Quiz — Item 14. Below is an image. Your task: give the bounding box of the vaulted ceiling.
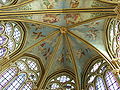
[0,0,119,89]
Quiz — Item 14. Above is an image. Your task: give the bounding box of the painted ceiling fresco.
[0,0,117,89]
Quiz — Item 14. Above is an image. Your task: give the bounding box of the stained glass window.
[89,85,95,90]
[91,62,101,72]
[20,81,33,90]
[0,55,42,89]
[95,77,106,90]
[84,58,120,90]
[0,67,18,89]
[45,73,76,90]
[105,71,120,90]
[4,73,27,90]
[0,21,24,60]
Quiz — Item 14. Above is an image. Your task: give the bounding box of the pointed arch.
[0,53,44,89]
[82,57,120,90]
[0,21,26,60]
[43,69,76,90]
[106,18,120,58]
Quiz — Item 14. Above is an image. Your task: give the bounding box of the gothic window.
[105,71,120,90]
[84,58,120,90]
[0,21,25,60]
[45,72,76,90]
[89,85,95,90]
[95,77,106,90]
[107,19,120,58]
[0,0,18,6]
[0,55,42,90]
[0,67,18,88]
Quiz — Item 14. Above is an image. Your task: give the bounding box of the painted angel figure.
[43,0,58,9]
[75,49,85,59]
[33,32,45,39]
[84,22,99,29]
[64,14,81,24]
[86,30,97,40]
[43,14,60,23]
[70,0,79,8]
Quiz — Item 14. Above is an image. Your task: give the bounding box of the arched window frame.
[0,53,44,89]
[87,84,95,90]
[83,57,120,90]
[106,18,120,58]
[0,21,26,60]
[43,70,76,90]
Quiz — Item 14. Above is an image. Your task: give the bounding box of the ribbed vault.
[0,0,119,90]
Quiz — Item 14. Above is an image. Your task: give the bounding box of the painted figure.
[33,32,45,39]
[43,0,58,9]
[84,22,100,40]
[86,30,98,40]
[75,48,90,59]
[43,14,60,23]
[75,49,85,59]
[70,0,79,8]
[38,43,52,60]
[31,24,43,30]
[64,14,81,24]
[84,22,99,29]
[57,54,64,62]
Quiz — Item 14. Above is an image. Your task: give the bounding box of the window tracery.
[0,55,42,90]
[95,77,106,90]
[45,72,76,90]
[0,0,18,6]
[107,19,120,58]
[105,71,120,90]
[84,58,120,90]
[0,21,25,60]
[89,85,95,90]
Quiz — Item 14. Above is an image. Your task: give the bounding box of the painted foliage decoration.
[0,55,42,90]
[45,72,76,90]
[84,58,120,90]
[107,19,120,58]
[0,21,25,59]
